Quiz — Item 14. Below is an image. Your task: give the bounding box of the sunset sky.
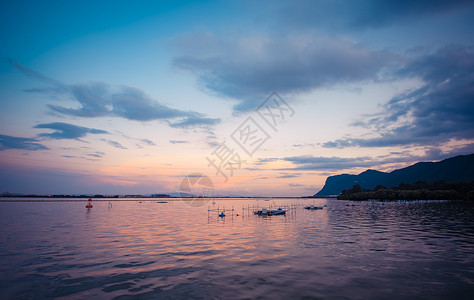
[1,0,474,196]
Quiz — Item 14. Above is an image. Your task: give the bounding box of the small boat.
[345,204,359,206]
[253,207,286,216]
[304,204,323,210]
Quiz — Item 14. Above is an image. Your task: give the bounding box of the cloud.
[207,141,219,148]
[172,2,474,114]
[102,139,127,149]
[169,140,189,144]
[323,44,474,148]
[34,122,108,140]
[140,139,156,146]
[62,155,99,161]
[276,172,302,178]
[267,144,474,171]
[255,158,278,165]
[169,113,221,128]
[274,0,474,30]
[11,61,221,128]
[8,59,65,90]
[0,134,48,151]
[292,143,316,148]
[174,34,396,111]
[281,155,375,171]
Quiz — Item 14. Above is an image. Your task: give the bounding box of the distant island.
[0,193,172,199]
[315,153,474,200]
[0,193,289,199]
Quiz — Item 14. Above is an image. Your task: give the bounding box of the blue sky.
[1,0,474,196]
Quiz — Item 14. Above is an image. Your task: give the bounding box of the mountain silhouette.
[316,153,474,196]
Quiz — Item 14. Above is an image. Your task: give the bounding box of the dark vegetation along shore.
[316,154,474,200]
[338,180,474,201]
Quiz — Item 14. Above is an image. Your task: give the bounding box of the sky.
[1,0,474,196]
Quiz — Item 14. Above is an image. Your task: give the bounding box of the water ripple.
[0,199,473,299]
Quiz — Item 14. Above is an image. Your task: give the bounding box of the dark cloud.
[353,0,473,28]
[172,0,474,113]
[418,143,474,161]
[11,61,221,128]
[282,155,374,171]
[45,83,188,121]
[324,44,474,148]
[174,35,396,111]
[273,0,474,30]
[267,144,474,171]
[0,134,48,151]
[34,122,108,140]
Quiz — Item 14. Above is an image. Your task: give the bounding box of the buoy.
[86,197,93,208]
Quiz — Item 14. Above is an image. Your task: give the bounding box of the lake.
[0,198,473,299]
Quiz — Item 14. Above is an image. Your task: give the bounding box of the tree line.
[338,180,474,201]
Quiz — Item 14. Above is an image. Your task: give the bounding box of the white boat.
[253,207,286,216]
[304,204,323,210]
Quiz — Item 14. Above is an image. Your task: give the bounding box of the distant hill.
[315,154,474,196]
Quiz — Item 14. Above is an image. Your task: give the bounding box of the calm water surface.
[0,198,473,299]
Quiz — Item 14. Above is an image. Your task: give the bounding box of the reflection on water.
[0,199,473,299]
